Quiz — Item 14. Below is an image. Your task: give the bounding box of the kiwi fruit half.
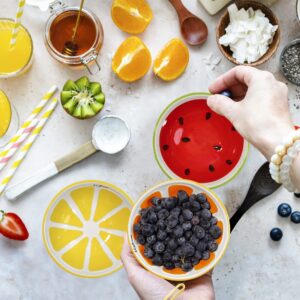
[61,76,105,119]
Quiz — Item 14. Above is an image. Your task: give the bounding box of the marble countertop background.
[0,0,299,299]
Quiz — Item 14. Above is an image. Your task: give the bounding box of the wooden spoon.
[168,0,208,46]
[230,162,281,231]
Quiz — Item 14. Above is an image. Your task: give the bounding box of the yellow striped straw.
[10,0,26,47]
[163,284,185,300]
[0,85,57,159]
[0,98,58,195]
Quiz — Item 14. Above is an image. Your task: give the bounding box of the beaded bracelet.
[269,129,300,192]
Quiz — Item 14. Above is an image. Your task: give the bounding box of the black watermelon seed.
[182,137,190,143]
[213,145,222,151]
[209,165,215,172]
[226,160,233,165]
[206,112,212,120]
[184,169,190,175]
[178,117,184,125]
[163,144,169,151]
[231,126,236,131]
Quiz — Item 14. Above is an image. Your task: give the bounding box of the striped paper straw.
[10,0,26,47]
[0,118,38,173]
[0,98,58,195]
[0,85,57,158]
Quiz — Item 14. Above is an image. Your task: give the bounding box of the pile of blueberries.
[133,190,222,272]
[270,193,300,241]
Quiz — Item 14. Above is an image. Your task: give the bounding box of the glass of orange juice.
[0,90,19,148]
[0,18,33,78]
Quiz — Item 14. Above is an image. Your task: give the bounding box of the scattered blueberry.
[291,211,300,224]
[220,90,232,98]
[202,251,210,260]
[178,190,189,204]
[270,228,283,241]
[277,203,292,218]
[166,215,178,228]
[144,247,155,258]
[294,193,300,198]
[182,209,193,220]
[173,226,184,238]
[207,241,218,252]
[153,242,165,253]
[147,235,156,245]
[209,225,222,239]
[152,254,163,266]
[182,261,193,272]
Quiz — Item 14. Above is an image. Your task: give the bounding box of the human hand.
[207,66,294,160]
[121,236,215,300]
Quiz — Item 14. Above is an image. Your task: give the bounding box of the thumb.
[207,94,238,122]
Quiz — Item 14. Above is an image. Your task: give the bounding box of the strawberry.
[0,210,29,241]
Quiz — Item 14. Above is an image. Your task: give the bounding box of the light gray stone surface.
[0,1,299,299]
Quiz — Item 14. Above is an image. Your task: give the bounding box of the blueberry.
[148,211,158,224]
[182,222,192,231]
[163,261,175,269]
[172,254,180,262]
[277,203,292,217]
[182,202,191,209]
[164,197,177,210]
[166,226,173,234]
[196,193,207,204]
[189,234,199,247]
[151,197,161,206]
[189,194,197,203]
[295,193,300,198]
[142,224,156,237]
[194,250,202,260]
[207,241,218,252]
[176,246,185,256]
[201,201,211,210]
[220,90,232,98]
[139,208,149,218]
[291,211,300,224]
[158,209,169,219]
[134,223,141,234]
[209,225,222,239]
[170,207,181,217]
[157,229,168,241]
[163,252,172,262]
[152,254,163,266]
[173,226,184,238]
[182,209,193,220]
[182,261,193,272]
[191,215,200,225]
[137,234,146,245]
[202,251,210,260]
[166,215,178,228]
[191,257,200,266]
[200,209,212,220]
[168,238,178,250]
[179,215,185,224]
[153,241,165,253]
[147,235,156,245]
[200,219,211,230]
[178,190,189,204]
[182,243,195,257]
[157,219,166,230]
[177,236,186,246]
[190,200,201,212]
[175,261,182,268]
[270,227,283,241]
[193,225,205,239]
[196,241,207,252]
[210,217,218,226]
[144,246,155,258]
[184,230,193,240]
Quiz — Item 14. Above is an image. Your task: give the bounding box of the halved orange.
[0,90,11,138]
[153,38,189,81]
[111,0,153,34]
[112,36,152,82]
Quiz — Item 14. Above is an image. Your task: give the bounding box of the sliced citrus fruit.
[111,0,153,34]
[0,90,11,138]
[43,181,133,278]
[112,36,151,82]
[153,38,189,81]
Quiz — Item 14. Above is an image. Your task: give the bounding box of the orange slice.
[0,90,11,138]
[153,38,189,81]
[111,0,153,34]
[43,181,133,278]
[112,36,151,82]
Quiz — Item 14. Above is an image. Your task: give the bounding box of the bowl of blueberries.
[128,179,230,281]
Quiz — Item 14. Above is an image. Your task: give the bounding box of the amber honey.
[49,10,96,56]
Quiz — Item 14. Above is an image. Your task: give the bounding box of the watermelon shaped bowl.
[153,93,249,189]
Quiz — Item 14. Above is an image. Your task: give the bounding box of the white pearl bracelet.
[269,129,300,192]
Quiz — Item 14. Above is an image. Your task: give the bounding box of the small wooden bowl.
[216,1,280,66]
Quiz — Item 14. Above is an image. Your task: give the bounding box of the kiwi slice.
[61,76,105,119]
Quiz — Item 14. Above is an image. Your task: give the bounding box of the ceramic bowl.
[43,180,133,278]
[216,1,280,66]
[128,179,230,281]
[153,93,249,189]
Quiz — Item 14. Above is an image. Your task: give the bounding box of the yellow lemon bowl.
[43,180,133,278]
[128,179,230,281]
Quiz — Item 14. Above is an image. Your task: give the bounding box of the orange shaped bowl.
[128,179,230,281]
